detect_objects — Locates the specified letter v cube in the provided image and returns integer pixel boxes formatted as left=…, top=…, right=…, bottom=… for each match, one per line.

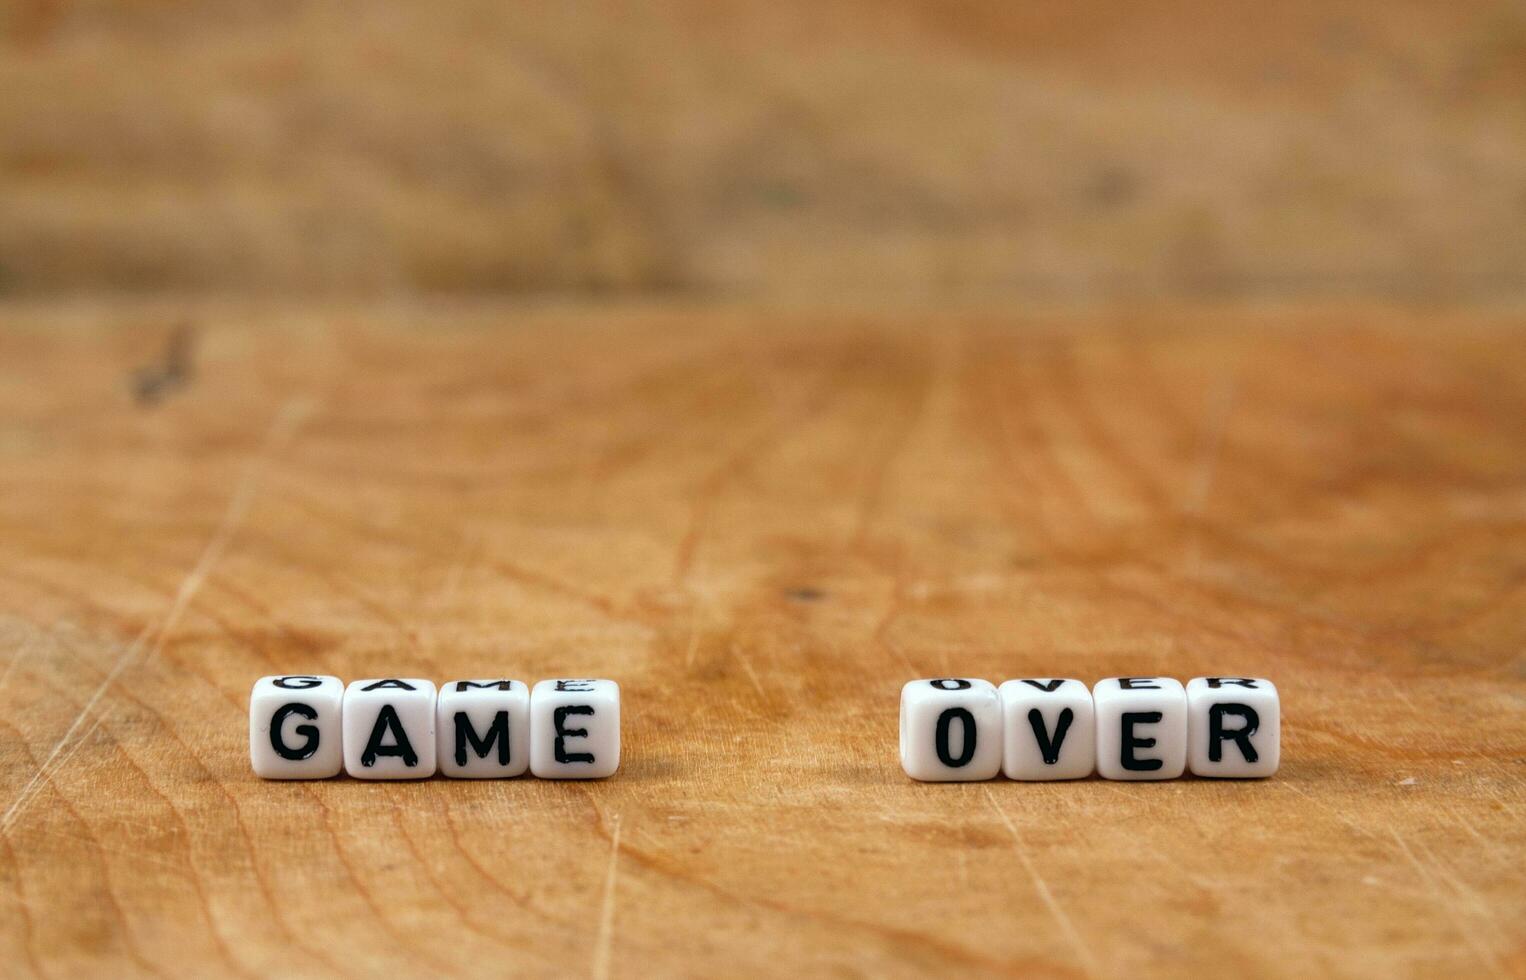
left=998, top=678, right=1094, bottom=780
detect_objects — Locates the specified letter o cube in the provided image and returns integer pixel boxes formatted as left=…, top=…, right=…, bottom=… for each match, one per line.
left=998, top=678, right=1095, bottom=780
left=437, top=679, right=531, bottom=778
left=250, top=675, right=344, bottom=779
left=530, top=679, right=620, bottom=779
left=342, top=679, right=438, bottom=780
left=1187, top=677, right=1280, bottom=778
left=1094, top=677, right=1187, bottom=780
left=899, top=678, right=1002, bottom=781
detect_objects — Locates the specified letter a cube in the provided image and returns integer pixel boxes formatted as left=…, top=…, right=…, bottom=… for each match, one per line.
left=343, top=678, right=438, bottom=779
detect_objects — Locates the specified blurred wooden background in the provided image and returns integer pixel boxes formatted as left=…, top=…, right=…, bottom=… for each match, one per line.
left=2, top=0, right=1524, bottom=302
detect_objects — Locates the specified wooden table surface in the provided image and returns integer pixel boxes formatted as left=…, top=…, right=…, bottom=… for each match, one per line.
left=0, top=302, right=1522, bottom=978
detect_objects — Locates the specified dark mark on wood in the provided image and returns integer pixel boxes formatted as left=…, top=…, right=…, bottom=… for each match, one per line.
left=131, top=323, right=196, bottom=406
left=785, top=587, right=825, bottom=602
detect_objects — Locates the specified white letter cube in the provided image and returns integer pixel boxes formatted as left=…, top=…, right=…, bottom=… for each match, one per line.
left=530, top=679, right=620, bottom=779
left=998, top=678, right=1095, bottom=780
left=1094, top=677, right=1187, bottom=780
left=1187, top=677, right=1280, bottom=778
left=250, top=674, right=344, bottom=779
left=899, top=678, right=1002, bottom=781
left=437, top=680, right=531, bottom=778
left=342, top=678, right=438, bottom=779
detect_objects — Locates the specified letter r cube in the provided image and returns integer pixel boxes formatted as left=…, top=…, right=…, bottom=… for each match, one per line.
left=1187, top=677, right=1280, bottom=778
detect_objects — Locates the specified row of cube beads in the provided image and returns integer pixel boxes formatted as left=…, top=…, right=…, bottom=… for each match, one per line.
left=249, top=676, right=620, bottom=780
left=900, top=676, right=1279, bottom=781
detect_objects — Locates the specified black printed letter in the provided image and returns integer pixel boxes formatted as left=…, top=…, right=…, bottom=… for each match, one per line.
left=456, top=680, right=514, bottom=692
left=1120, top=711, right=1163, bottom=771
left=273, top=676, right=322, bottom=690
left=454, top=711, right=511, bottom=766
left=553, top=706, right=596, bottom=763
left=1027, top=708, right=1075, bottom=765
left=1208, top=703, right=1260, bottom=763
left=360, top=705, right=419, bottom=767
left=934, top=707, right=977, bottom=767
left=269, top=703, right=319, bottom=760
left=361, top=679, right=416, bottom=691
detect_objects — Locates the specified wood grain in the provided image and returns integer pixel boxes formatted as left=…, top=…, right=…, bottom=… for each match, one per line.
left=3, top=0, right=1525, bottom=301
left=0, top=302, right=1523, bottom=978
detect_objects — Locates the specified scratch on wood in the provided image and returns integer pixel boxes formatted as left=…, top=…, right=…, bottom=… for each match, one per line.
left=730, top=642, right=766, bottom=699
left=849, top=330, right=941, bottom=548
left=671, top=347, right=848, bottom=586
left=0, top=630, right=38, bottom=695
left=1179, top=367, right=1239, bottom=575
left=1410, top=834, right=1511, bottom=946
left=420, top=529, right=479, bottom=658
left=591, top=813, right=622, bottom=980
left=1445, top=804, right=1510, bottom=864
left=0, top=632, right=143, bottom=835
left=983, top=787, right=1100, bottom=979
left=683, top=600, right=702, bottom=671
left=1274, top=781, right=1380, bottom=843
left=869, top=552, right=919, bottom=678
left=0, top=397, right=312, bottom=835
left=1388, top=827, right=1505, bottom=977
